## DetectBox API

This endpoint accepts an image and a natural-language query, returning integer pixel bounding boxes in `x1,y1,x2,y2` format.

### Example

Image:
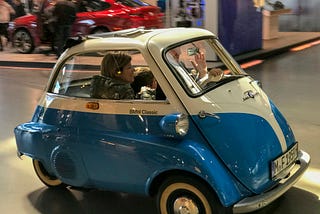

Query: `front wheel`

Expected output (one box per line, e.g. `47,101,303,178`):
12,29,35,54
33,159,66,188
157,175,232,214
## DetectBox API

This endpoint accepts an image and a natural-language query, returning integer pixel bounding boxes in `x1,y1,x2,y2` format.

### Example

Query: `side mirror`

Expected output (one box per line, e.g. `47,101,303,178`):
254,80,263,89
159,113,189,137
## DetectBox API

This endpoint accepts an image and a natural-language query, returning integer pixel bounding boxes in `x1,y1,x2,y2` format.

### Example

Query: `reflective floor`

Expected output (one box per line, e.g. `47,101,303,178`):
0,43,319,213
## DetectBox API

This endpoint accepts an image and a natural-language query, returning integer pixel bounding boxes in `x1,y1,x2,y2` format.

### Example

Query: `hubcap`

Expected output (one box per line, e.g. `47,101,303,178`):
173,197,199,214
14,31,32,52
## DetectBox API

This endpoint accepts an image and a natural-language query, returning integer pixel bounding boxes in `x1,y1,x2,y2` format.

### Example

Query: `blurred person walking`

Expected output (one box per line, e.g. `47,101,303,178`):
34,0,50,41
0,0,15,51
52,0,76,58
12,0,26,19
42,0,57,55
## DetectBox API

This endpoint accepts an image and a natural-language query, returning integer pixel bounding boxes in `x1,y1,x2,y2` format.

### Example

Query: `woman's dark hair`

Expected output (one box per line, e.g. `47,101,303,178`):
101,52,132,78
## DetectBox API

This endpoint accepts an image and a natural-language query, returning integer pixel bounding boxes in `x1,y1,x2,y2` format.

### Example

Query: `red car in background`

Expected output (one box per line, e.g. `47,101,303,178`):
8,0,164,54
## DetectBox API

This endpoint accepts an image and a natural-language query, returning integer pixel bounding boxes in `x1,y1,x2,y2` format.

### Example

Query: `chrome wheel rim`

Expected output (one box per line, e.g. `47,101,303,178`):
173,197,199,214
14,31,32,53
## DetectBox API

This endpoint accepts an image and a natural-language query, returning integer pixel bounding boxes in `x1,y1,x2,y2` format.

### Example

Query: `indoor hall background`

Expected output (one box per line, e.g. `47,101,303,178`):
279,0,320,32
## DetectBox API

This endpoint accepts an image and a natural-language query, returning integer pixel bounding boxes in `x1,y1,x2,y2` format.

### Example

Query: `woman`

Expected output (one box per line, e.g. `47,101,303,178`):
91,52,135,99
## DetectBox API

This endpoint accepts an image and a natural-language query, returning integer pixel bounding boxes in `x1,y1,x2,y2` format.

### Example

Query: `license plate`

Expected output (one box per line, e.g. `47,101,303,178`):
271,143,298,179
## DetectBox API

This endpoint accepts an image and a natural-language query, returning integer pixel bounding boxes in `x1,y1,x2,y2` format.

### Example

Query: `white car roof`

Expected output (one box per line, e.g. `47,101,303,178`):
64,27,217,55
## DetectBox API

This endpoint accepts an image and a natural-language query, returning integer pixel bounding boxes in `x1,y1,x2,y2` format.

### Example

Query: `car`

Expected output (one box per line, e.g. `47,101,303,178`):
8,0,164,54
14,27,310,214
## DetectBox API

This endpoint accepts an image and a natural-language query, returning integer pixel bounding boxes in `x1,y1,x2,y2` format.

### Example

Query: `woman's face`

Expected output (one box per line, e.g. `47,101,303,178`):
118,62,135,83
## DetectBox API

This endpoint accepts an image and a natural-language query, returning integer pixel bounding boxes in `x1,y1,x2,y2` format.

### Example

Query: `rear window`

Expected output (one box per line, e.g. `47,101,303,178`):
84,0,111,12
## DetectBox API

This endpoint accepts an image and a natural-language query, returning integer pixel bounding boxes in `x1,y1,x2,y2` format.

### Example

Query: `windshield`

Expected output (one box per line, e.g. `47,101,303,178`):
116,0,149,7
165,38,247,95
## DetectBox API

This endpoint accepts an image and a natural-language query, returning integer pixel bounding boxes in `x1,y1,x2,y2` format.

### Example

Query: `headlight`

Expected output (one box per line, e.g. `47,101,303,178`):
175,114,189,136
160,113,189,137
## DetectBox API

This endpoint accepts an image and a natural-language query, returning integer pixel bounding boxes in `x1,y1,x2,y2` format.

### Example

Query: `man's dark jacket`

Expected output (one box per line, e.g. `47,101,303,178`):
54,0,76,25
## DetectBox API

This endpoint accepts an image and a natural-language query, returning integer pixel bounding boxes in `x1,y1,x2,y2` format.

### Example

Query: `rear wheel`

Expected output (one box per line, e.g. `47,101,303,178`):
33,159,66,188
13,29,35,54
157,175,232,214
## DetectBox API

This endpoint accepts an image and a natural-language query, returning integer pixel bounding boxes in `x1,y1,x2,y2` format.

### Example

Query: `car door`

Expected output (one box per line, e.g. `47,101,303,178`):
48,49,189,192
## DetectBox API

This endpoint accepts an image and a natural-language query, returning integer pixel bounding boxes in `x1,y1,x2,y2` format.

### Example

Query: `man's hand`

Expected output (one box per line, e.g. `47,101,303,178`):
208,68,224,77
190,52,207,78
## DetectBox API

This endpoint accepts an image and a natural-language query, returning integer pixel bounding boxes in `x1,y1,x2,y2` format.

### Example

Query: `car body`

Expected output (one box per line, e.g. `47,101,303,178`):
14,27,310,214
8,0,164,54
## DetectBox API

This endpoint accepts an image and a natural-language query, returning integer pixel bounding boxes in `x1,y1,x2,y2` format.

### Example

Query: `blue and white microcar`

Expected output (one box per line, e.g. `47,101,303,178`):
14,28,310,214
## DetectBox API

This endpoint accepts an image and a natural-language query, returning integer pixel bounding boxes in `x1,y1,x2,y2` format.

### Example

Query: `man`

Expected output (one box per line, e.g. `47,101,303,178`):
35,0,50,41
41,0,57,55
167,46,224,87
0,0,15,51
52,0,76,58
168,47,208,83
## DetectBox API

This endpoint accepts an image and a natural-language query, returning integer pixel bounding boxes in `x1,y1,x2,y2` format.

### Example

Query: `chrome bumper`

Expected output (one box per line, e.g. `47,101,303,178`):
233,150,310,213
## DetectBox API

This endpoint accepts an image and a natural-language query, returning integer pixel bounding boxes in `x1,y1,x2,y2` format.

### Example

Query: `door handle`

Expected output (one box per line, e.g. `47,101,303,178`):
198,110,220,119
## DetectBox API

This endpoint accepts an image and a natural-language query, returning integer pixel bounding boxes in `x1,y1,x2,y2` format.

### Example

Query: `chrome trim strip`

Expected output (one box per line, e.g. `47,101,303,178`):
233,150,310,213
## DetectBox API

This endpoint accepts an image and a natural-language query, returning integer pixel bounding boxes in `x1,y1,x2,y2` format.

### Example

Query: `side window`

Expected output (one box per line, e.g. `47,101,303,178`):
92,50,166,100
50,50,166,100
50,53,102,97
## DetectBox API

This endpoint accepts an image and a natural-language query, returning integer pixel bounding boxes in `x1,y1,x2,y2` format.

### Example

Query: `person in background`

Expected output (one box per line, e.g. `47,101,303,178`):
0,0,15,51
27,0,33,12
34,0,50,41
90,52,136,100
75,0,87,12
12,0,26,19
42,0,57,55
52,0,76,58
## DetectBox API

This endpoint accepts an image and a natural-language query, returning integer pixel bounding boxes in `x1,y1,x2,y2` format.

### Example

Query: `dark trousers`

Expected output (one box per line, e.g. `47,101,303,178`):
0,23,9,51
54,24,72,57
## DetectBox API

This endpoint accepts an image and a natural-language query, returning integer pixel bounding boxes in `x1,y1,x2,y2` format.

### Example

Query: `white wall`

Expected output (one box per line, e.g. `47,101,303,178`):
205,0,218,35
